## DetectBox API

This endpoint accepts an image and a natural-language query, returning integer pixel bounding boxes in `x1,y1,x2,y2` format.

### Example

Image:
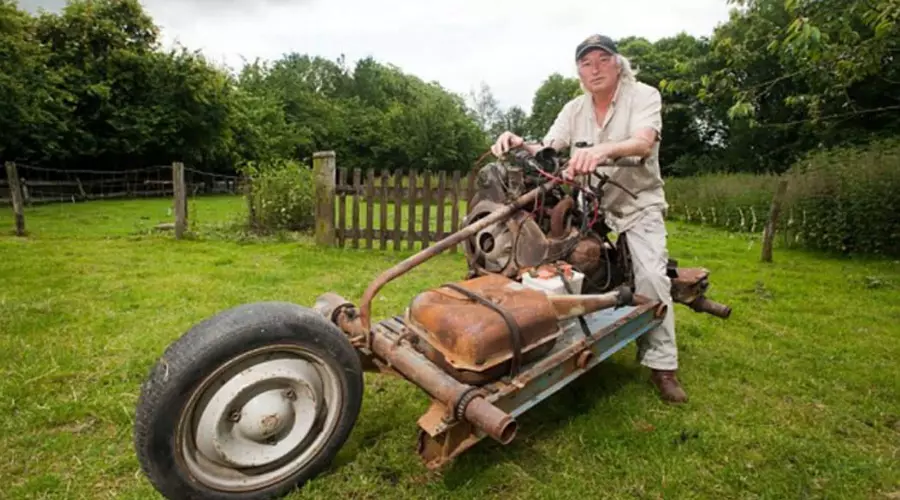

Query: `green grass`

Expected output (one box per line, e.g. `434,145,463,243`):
1,196,899,499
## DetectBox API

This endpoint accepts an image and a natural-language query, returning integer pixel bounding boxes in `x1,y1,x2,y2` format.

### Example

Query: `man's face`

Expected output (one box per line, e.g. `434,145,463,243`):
577,49,619,95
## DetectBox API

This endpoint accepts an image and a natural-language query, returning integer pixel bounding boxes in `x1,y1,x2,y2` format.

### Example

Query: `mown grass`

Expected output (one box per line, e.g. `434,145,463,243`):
1,196,899,499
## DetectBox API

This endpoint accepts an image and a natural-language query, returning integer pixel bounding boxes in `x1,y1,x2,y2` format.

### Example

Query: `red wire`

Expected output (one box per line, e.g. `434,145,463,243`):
534,164,579,188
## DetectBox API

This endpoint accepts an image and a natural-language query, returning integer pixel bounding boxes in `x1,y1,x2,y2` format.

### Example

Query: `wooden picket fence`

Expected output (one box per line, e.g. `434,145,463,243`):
330,166,480,252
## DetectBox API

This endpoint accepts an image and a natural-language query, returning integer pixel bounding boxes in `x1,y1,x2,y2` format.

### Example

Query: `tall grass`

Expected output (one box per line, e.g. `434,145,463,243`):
665,138,900,256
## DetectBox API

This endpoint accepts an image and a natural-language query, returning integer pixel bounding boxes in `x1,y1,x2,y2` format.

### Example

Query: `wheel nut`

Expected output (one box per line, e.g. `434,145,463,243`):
284,389,296,401
229,410,241,422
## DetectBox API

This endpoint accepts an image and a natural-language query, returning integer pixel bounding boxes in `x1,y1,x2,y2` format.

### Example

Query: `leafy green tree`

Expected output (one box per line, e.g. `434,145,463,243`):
680,0,900,173
619,33,718,174
0,0,68,162
24,0,233,170
527,73,581,141
490,106,529,140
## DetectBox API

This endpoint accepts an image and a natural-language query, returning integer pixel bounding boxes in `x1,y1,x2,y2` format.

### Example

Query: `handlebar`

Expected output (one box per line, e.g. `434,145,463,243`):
592,173,638,200
500,146,641,200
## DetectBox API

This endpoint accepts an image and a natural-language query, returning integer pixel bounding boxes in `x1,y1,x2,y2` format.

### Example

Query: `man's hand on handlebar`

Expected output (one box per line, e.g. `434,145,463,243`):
491,131,522,157
564,143,616,179
491,131,546,158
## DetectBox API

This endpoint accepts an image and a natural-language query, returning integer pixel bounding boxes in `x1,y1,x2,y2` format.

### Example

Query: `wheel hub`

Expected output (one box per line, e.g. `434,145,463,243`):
237,389,295,442
193,357,325,469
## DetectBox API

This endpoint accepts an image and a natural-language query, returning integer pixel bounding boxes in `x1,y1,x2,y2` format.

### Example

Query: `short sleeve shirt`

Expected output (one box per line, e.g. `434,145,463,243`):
542,79,668,233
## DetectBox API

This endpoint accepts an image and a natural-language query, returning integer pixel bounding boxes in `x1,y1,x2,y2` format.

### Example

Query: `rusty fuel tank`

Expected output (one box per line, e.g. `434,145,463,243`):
405,273,632,384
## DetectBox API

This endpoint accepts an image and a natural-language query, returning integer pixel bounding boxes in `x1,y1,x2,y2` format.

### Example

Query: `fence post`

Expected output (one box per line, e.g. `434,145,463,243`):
761,178,789,263
172,162,187,239
313,151,336,246
5,162,25,236
244,175,257,231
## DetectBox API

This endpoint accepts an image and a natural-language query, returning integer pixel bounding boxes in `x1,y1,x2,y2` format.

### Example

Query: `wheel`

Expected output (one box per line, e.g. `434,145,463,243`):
134,302,364,500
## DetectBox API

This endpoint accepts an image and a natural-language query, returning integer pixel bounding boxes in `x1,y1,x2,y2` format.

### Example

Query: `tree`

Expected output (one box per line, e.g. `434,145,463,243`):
29,0,234,170
467,82,503,137
680,0,900,173
490,106,529,140
527,74,581,140
0,0,68,162
619,33,718,174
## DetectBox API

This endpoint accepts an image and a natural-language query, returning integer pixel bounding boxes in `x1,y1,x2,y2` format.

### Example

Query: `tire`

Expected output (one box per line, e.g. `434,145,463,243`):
134,302,364,500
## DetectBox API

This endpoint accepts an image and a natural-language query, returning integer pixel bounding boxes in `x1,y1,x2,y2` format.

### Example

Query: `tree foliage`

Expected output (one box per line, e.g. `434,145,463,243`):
526,73,581,141
0,0,896,179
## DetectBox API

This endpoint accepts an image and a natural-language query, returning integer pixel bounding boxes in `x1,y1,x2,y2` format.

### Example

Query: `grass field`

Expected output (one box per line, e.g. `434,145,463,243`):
1,196,898,499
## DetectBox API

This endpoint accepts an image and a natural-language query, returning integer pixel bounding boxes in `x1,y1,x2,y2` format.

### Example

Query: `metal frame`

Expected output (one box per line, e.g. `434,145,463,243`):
313,157,729,470
413,300,663,468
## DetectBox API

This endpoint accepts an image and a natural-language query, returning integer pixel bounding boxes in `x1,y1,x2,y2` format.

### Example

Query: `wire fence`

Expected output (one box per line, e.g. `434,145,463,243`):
0,163,242,206
2,161,247,239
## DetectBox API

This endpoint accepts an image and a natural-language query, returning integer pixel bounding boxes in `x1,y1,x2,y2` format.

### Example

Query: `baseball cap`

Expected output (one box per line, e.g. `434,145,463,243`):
575,34,618,60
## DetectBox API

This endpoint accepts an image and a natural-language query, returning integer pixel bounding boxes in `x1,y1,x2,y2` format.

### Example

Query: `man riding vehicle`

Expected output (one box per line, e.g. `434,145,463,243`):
490,34,687,404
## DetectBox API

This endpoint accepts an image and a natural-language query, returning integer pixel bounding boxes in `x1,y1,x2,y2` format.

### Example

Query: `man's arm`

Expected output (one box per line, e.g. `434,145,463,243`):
596,128,657,160
605,86,662,160
567,88,662,175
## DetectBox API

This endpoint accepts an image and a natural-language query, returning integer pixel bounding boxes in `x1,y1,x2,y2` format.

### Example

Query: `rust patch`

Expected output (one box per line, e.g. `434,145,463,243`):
261,414,280,436
407,274,562,372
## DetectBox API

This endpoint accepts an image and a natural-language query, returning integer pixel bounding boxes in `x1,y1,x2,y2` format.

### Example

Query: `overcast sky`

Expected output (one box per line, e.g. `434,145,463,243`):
20,0,734,112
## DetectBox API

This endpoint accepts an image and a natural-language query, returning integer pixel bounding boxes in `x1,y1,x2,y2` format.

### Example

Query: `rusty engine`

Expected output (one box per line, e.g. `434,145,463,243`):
460,149,628,293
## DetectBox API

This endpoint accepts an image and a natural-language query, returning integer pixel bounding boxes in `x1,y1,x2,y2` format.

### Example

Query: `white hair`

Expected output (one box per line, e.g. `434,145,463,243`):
616,54,638,82
578,53,639,93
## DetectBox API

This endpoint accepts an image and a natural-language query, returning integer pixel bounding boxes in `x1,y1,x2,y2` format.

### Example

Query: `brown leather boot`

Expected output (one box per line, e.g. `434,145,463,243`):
651,369,688,404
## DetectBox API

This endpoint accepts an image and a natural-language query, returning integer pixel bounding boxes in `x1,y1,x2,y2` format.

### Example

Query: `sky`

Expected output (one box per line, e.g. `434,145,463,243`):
19,0,735,113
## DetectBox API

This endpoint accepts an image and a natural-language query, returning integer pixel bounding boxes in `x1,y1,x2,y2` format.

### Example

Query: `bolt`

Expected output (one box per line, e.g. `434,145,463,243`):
284,389,296,401
229,410,241,422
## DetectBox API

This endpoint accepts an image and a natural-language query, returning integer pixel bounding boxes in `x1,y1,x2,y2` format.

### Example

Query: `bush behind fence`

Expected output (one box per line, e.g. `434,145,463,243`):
665,138,900,256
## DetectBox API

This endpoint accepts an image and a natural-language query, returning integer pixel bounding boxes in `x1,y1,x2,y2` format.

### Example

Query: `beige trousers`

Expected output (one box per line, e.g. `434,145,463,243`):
623,208,678,371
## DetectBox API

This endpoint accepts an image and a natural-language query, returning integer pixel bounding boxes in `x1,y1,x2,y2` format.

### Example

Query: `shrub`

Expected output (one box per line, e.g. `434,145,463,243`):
785,138,900,255
242,159,316,232
664,138,900,256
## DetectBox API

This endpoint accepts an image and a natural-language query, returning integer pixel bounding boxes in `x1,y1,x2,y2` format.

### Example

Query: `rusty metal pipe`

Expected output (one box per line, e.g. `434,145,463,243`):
463,396,518,444
358,178,559,330
360,313,517,443
549,195,574,238
546,286,633,320
689,296,732,319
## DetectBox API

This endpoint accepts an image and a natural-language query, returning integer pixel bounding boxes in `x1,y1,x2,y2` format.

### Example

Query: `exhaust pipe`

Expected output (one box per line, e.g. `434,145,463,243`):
546,285,634,320
689,296,732,319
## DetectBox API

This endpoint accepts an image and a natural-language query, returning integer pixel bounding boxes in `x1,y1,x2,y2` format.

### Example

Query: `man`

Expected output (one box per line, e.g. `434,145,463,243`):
490,34,687,404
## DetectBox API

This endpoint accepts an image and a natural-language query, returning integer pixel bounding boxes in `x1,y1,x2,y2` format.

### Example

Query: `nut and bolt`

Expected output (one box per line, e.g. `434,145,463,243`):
284,389,296,401
229,410,241,422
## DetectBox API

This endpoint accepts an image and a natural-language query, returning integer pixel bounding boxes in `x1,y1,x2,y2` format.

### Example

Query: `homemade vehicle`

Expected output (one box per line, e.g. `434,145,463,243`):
133,147,731,499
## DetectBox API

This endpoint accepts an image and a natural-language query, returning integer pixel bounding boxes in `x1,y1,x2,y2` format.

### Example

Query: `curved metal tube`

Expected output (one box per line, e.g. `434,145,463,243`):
358,178,559,330
549,195,574,238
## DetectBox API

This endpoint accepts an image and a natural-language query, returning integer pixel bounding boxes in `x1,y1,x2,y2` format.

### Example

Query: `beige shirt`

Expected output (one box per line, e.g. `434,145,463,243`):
542,78,667,233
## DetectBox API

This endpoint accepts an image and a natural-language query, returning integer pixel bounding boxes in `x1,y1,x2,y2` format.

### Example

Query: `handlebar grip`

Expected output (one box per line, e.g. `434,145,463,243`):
600,157,645,167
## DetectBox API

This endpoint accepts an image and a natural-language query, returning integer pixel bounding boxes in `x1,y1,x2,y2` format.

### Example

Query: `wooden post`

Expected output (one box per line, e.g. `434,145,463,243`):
20,178,31,207
244,175,257,231
5,162,25,236
172,162,187,239
761,178,789,263
313,151,336,246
